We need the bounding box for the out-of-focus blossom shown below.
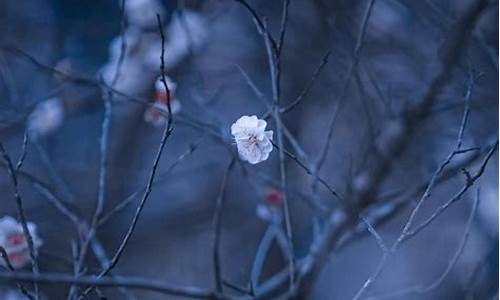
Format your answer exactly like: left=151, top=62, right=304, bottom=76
left=103, top=8, right=207, bottom=99
left=144, top=10, right=208, bottom=70
left=125, top=0, right=165, bottom=29
left=256, top=204, right=274, bottom=221
left=27, top=97, right=64, bottom=139
left=231, top=115, right=273, bottom=164
left=105, top=28, right=141, bottom=64
left=154, top=75, right=178, bottom=101
left=144, top=76, right=181, bottom=126
left=0, top=216, right=42, bottom=269
left=100, top=28, right=150, bottom=96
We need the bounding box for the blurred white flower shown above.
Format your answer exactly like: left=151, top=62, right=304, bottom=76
left=256, top=203, right=274, bottom=221
left=125, top=0, right=165, bottom=28
left=154, top=75, right=177, bottom=93
left=0, top=216, right=42, bottom=269
left=144, top=10, right=208, bottom=70
left=231, top=115, right=273, bottom=164
left=106, top=28, right=141, bottom=64
left=27, top=97, right=64, bottom=139
left=100, top=28, right=151, bottom=96
left=144, top=76, right=181, bottom=126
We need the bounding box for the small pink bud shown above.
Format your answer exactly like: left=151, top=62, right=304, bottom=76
left=266, top=189, right=283, bottom=207
left=7, top=233, right=24, bottom=247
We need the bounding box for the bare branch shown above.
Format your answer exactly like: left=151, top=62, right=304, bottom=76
left=77, top=14, right=175, bottom=298
left=276, top=0, right=290, bottom=55
left=0, top=271, right=215, bottom=299
left=212, top=158, right=235, bottom=295
left=351, top=99, right=495, bottom=300
left=15, top=131, right=29, bottom=172
left=97, top=136, right=205, bottom=227
left=280, top=50, right=331, bottom=114
left=0, top=246, right=35, bottom=300
left=0, top=142, right=40, bottom=299
left=296, top=2, right=490, bottom=296
left=363, top=188, right=481, bottom=300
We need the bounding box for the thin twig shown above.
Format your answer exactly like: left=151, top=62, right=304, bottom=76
left=29, top=173, right=136, bottom=300
left=157, top=13, right=173, bottom=123
left=297, top=2, right=489, bottom=296
left=260, top=16, right=296, bottom=290
left=15, top=131, right=29, bottom=172
left=360, top=217, right=387, bottom=254
left=212, top=158, right=235, bottom=294
left=0, top=246, right=35, bottom=299
left=351, top=97, right=495, bottom=300
left=250, top=225, right=277, bottom=290
left=280, top=50, right=331, bottom=114
left=232, top=0, right=278, bottom=52
left=77, top=14, right=175, bottom=298
left=277, top=0, right=290, bottom=55
left=405, top=141, right=497, bottom=239
left=242, top=135, right=495, bottom=300
left=312, top=0, right=375, bottom=196
left=271, top=141, right=343, bottom=203
left=77, top=102, right=173, bottom=299
left=363, top=188, right=481, bottom=300
left=97, top=136, right=205, bottom=227
left=0, top=142, right=40, bottom=300
left=33, top=140, right=75, bottom=203
left=0, top=271, right=215, bottom=299
left=69, top=3, right=128, bottom=297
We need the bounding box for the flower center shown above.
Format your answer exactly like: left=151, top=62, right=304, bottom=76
left=7, top=233, right=25, bottom=246
left=248, top=134, right=258, bottom=144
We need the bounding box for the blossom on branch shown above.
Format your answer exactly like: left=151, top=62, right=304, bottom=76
left=144, top=9, right=209, bottom=70
left=125, top=0, right=165, bottom=29
left=144, top=76, right=181, bottom=126
left=231, top=115, right=273, bottom=164
left=0, top=216, right=42, bottom=269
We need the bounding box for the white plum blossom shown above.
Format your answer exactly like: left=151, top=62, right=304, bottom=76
left=144, top=9, right=208, bottom=70
left=124, top=0, right=165, bottom=29
left=231, top=115, right=273, bottom=164
left=144, top=76, right=181, bottom=126
left=0, top=216, right=42, bottom=269
left=100, top=28, right=151, bottom=97
left=27, top=97, right=65, bottom=139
